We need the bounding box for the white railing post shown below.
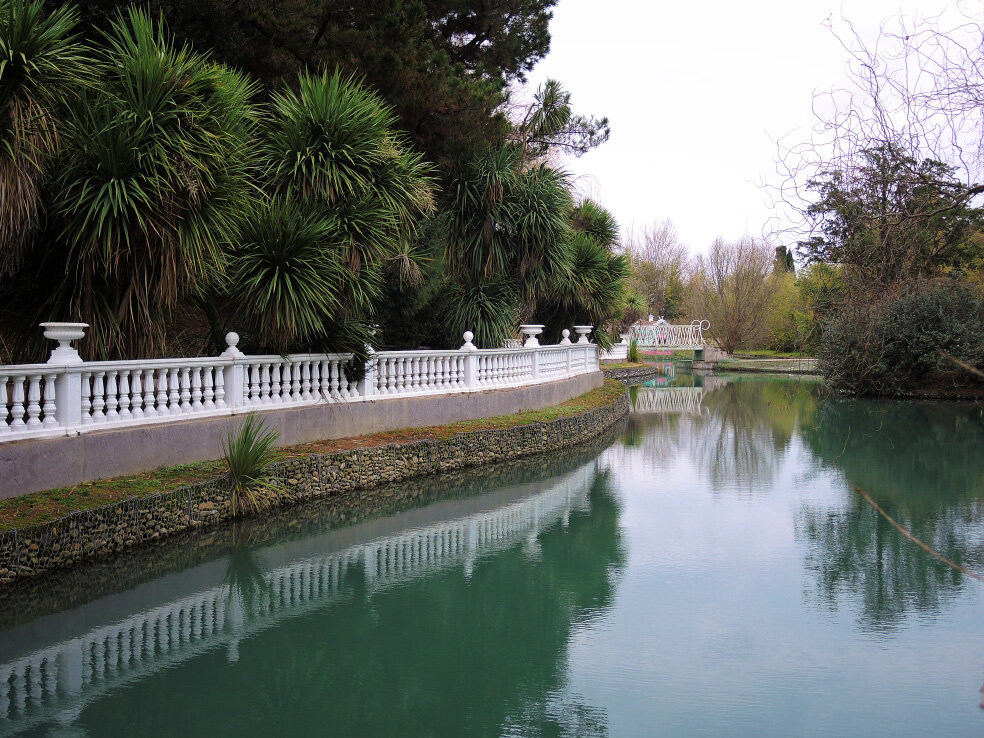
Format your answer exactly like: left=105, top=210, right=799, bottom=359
left=221, top=332, right=246, bottom=411
left=460, top=331, right=478, bottom=389
left=359, top=351, right=377, bottom=399
left=41, top=323, right=88, bottom=429
left=531, top=346, right=540, bottom=381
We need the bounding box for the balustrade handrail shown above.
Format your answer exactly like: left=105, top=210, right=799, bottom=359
left=0, top=326, right=599, bottom=442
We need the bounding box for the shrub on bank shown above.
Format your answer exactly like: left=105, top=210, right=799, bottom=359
left=820, top=279, right=984, bottom=394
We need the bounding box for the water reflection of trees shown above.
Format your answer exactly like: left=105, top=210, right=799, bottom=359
left=799, top=399, right=984, bottom=629
left=627, top=379, right=819, bottom=492
left=79, top=471, right=627, bottom=738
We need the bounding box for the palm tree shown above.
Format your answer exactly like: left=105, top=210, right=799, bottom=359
left=535, top=200, right=629, bottom=346
left=261, top=69, right=435, bottom=272
left=437, top=143, right=575, bottom=346
left=218, top=69, right=435, bottom=354
left=0, top=0, right=87, bottom=276
left=46, top=8, right=259, bottom=358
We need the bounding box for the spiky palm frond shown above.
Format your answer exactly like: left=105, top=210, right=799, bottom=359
left=440, top=275, right=519, bottom=349
left=263, top=69, right=435, bottom=267
left=571, top=199, right=619, bottom=250
left=229, top=197, right=346, bottom=351
left=506, top=163, right=574, bottom=302
left=48, top=8, right=260, bottom=357
left=444, top=144, right=522, bottom=279
left=0, top=0, right=88, bottom=275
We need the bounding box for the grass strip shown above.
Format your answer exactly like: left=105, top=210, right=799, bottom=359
left=0, top=380, right=626, bottom=532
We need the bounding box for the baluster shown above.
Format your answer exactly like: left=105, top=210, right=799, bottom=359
left=390, top=358, right=401, bottom=393
left=248, top=364, right=260, bottom=406
left=167, top=368, right=181, bottom=416
left=269, top=363, right=282, bottom=404
left=413, top=357, right=422, bottom=391
left=103, top=371, right=119, bottom=420
left=42, top=372, right=58, bottom=427
left=153, top=368, right=166, bottom=416
left=261, top=363, right=272, bottom=404
left=382, top=359, right=392, bottom=394
left=189, top=367, right=202, bottom=411
left=22, top=374, right=41, bottom=428
left=77, top=371, right=92, bottom=425
left=291, top=363, right=302, bottom=402
left=209, top=366, right=224, bottom=410
left=327, top=360, right=340, bottom=399
left=118, top=370, right=132, bottom=419
left=91, top=372, right=106, bottom=423
left=393, top=359, right=402, bottom=393
left=178, top=368, right=192, bottom=413
left=301, top=362, right=312, bottom=401
left=201, top=367, right=214, bottom=410
left=313, top=361, right=323, bottom=400
left=130, top=370, right=144, bottom=418
left=0, top=375, right=9, bottom=433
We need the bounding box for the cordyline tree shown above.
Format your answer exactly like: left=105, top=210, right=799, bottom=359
left=40, top=7, right=261, bottom=358
left=59, top=0, right=560, bottom=167
left=1, top=2, right=437, bottom=360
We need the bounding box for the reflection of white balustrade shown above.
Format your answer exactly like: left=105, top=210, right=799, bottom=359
left=0, top=464, right=593, bottom=732
left=1, top=329, right=600, bottom=443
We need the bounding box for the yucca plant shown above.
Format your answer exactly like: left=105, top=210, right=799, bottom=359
left=0, top=0, right=88, bottom=276
left=47, top=8, right=260, bottom=357
left=224, top=414, right=282, bottom=517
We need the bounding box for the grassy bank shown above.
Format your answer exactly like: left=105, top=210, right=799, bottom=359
left=0, top=380, right=626, bottom=532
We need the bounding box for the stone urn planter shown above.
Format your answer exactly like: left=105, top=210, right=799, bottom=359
left=40, top=322, right=88, bottom=364
left=519, top=324, right=545, bottom=348
left=573, top=325, right=593, bottom=344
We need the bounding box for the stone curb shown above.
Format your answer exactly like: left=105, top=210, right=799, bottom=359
left=0, top=388, right=629, bottom=585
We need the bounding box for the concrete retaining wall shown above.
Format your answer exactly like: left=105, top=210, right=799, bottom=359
left=0, top=372, right=602, bottom=499
left=0, top=384, right=628, bottom=585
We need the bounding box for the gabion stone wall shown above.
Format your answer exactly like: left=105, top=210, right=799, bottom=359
left=0, top=390, right=629, bottom=586
left=603, top=366, right=658, bottom=383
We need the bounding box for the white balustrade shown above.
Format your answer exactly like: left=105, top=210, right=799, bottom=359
left=629, top=318, right=710, bottom=349
left=0, top=325, right=600, bottom=443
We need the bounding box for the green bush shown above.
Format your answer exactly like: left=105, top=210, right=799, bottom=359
left=820, top=279, right=984, bottom=394
left=628, top=339, right=639, bottom=363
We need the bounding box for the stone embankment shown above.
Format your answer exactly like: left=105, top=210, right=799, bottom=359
left=602, top=366, right=658, bottom=383
left=0, top=387, right=629, bottom=585
left=0, top=422, right=627, bottom=625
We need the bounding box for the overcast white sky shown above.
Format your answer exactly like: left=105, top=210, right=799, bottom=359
left=527, top=0, right=966, bottom=252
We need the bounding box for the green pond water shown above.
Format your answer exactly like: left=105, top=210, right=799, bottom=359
left=2, top=373, right=984, bottom=737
